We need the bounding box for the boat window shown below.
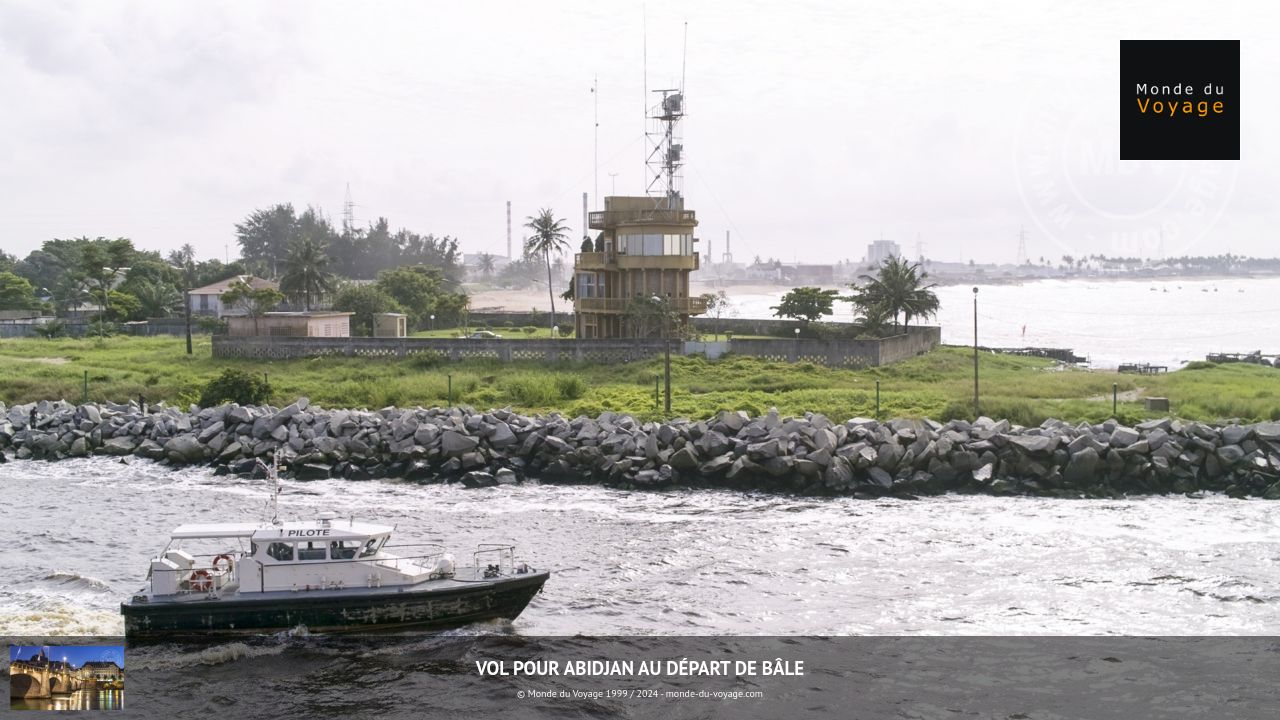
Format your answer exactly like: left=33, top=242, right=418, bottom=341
left=298, top=541, right=326, bottom=562
left=266, top=542, right=294, bottom=562
left=330, top=540, right=361, bottom=560
left=359, top=536, right=383, bottom=558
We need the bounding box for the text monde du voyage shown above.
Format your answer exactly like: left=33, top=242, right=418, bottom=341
left=1135, top=82, right=1227, bottom=118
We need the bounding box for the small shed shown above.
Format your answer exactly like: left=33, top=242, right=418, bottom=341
left=374, top=312, right=408, bottom=338
left=227, top=312, right=353, bottom=338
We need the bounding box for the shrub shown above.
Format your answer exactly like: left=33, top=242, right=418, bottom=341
left=195, top=316, right=228, bottom=334
left=31, top=320, right=66, bottom=339
left=85, top=320, right=119, bottom=338
left=1183, top=360, right=1216, bottom=370
left=522, top=326, right=538, bottom=335
left=555, top=375, right=587, bottom=400
left=199, top=368, right=272, bottom=407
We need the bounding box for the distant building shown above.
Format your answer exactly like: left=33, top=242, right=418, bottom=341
left=227, top=311, right=352, bottom=338
left=865, top=240, right=901, bottom=268
left=744, top=259, right=783, bottom=282
left=373, top=312, right=408, bottom=338
left=82, top=661, right=124, bottom=683
left=782, top=264, right=835, bottom=285
left=463, top=253, right=511, bottom=279
left=188, top=275, right=278, bottom=317
left=571, top=195, right=707, bottom=338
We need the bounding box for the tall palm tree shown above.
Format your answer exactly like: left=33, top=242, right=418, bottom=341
left=523, top=208, right=571, bottom=331
left=279, top=236, right=335, bottom=310
left=478, top=252, right=496, bottom=278
left=847, top=256, right=939, bottom=331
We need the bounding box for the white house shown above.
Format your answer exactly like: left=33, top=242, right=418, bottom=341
left=188, top=275, right=277, bottom=317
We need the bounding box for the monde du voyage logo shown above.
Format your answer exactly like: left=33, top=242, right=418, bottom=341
left=1120, top=40, right=1239, bottom=160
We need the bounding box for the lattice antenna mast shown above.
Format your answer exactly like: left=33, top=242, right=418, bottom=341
left=342, top=183, right=357, bottom=234
left=1016, top=225, right=1029, bottom=266
left=645, top=88, right=684, bottom=201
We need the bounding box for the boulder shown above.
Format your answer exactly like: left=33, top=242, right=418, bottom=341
left=441, top=430, right=479, bottom=457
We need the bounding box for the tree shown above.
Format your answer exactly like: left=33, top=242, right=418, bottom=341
left=235, top=204, right=297, bottom=277
left=374, top=265, right=467, bottom=329
left=771, top=287, right=838, bottom=325
left=221, top=279, right=284, bottom=335
left=130, top=280, right=183, bottom=318
left=700, top=290, right=733, bottom=340
left=623, top=295, right=678, bottom=339
left=167, top=244, right=196, bottom=268
left=78, top=238, right=135, bottom=336
left=279, top=236, right=335, bottom=310
left=845, top=256, right=939, bottom=332
left=104, top=290, right=142, bottom=322
left=0, top=272, right=38, bottom=310
left=477, top=252, right=496, bottom=278
left=0, top=250, right=15, bottom=273
left=332, top=284, right=403, bottom=336
left=523, top=208, right=571, bottom=332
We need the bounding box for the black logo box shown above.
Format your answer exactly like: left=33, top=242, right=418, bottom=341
left=1120, top=39, right=1239, bottom=160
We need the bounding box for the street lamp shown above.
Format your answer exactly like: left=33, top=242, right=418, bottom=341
left=652, top=295, right=671, bottom=415
left=429, top=314, right=435, bottom=332
left=794, top=326, right=801, bottom=361
left=972, top=287, right=979, bottom=419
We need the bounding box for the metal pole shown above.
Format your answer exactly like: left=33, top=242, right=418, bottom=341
left=1113, top=383, right=1118, bottom=416
left=972, top=287, right=979, bottom=419
left=184, top=290, right=193, bottom=355
left=654, top=375, right=660, bottom=408
left=83, top=370, right=88, bottom=404
left=663, top=316, right=672, bottom=415
left=448, top=374, right=453, bottom=406
left=875, top=380, right=880, bottom=419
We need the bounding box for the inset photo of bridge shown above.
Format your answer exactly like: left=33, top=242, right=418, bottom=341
left=9, top=645, right=124, bottom=711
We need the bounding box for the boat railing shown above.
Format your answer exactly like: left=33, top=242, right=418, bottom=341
left=259, top=550, right=453, bottom=591
left=473, top=544, right=518, bottom=577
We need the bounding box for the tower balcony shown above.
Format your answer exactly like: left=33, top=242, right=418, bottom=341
left=574, top=253, right=700, bottom=271
left=575, top=295, right=709, bottom=315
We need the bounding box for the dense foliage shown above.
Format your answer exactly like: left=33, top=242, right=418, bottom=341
left=199, top=368, right=273, bottom=408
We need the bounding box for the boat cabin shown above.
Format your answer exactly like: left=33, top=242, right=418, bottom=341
left=147, top=511, right=445, bottom=597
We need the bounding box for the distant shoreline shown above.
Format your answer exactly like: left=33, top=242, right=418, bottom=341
left=467, top=273, right=1280, bottom=312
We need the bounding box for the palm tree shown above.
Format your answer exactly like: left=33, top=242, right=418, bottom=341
left=478, top=252, right=496, bottom=278
left=279, top=236, right=335, bottom=310
left=167, top=244, right=196, bottom=268
left=523, top=208, right=571, bottom=331
left=132, top=280, right=182, bottom=318
left=847, top=256, right=939, bottom=332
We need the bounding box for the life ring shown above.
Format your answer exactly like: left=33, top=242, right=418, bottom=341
left=213, top=554, right=234, bottom=572
left=189, top=568, right=213, bottom=593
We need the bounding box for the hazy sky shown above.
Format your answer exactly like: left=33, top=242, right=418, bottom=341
left=2, top=1, right=1276, bottom=265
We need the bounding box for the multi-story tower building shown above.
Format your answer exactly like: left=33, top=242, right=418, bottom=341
left=573, top=195, right=705, bottom=338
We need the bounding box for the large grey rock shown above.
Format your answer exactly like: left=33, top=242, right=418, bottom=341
left=163, top=435, right=205, bottom=462
left=101, top=436, right=137, bottom=456
left=441, top=430, right=479, bottom=457
left=1064, top=447, right=1100, bottom=485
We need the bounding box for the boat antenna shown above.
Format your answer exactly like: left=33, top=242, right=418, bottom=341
left=269, top=449, right=283, bottom=526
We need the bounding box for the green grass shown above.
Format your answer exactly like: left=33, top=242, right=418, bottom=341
left=0, top=336, right=1277, bottom=425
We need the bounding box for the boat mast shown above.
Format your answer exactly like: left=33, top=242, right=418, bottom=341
left=269, top=449, right=283, bottom=525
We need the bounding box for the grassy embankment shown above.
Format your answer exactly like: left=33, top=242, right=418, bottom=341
left=0, top=335, right=1277, bottom=425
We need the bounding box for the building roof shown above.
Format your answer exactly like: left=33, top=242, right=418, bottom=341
left=255, top=311, right=353, bottom=318
left=189, top=275, right=277, bottom=295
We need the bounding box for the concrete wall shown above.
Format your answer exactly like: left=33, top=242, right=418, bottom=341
left=212, top=327, right=941, bottom=368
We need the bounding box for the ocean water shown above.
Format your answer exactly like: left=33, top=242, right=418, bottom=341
left=725, top=276, right=1280, bottom=368
left=4, top=458, right=1280, bottom=638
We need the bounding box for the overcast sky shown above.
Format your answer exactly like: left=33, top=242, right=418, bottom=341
left=2, top=1, right=1276, bottom=265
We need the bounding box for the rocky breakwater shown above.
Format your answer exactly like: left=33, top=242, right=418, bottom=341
left=3, top=398, right=1280, bottom=499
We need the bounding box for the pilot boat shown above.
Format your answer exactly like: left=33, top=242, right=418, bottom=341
left=121, top=461, right=548, bottom=639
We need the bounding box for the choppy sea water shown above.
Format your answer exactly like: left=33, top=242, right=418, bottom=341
left=726, top=276, right=1280, bottom=368
left=4, top=458, right=1280, bottom=637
